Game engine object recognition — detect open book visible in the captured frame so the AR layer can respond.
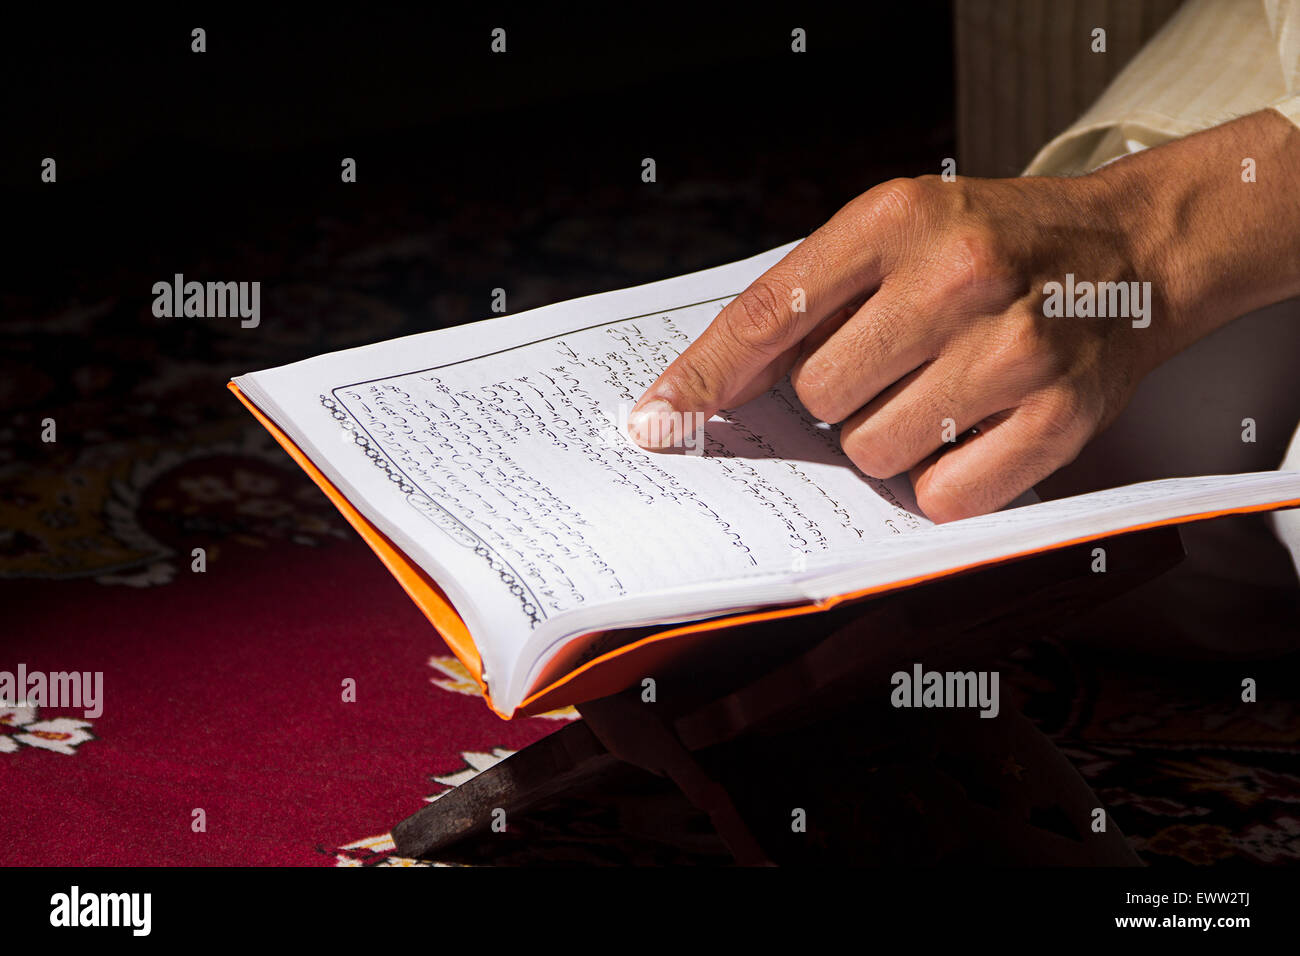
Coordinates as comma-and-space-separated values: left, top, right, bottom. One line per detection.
231, 243, 1300, 718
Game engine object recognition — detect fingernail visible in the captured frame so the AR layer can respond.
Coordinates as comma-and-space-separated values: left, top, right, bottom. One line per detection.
627, 399, 677, 448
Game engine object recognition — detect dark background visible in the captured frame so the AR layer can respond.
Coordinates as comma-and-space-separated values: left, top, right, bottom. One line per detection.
4, 8, 953, 329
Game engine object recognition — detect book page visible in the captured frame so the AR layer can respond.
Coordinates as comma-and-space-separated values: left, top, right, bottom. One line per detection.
235, 244, 930, 698
800, 470, 1300, 602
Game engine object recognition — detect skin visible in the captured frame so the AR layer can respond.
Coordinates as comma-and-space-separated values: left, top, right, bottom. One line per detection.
627, 108, 1300, 522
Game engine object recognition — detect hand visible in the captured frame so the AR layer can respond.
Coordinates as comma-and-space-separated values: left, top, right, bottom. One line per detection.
628, 109, 1300, 522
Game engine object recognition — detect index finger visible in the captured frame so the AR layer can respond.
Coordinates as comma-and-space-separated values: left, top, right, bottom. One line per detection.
628, 189, 903, 448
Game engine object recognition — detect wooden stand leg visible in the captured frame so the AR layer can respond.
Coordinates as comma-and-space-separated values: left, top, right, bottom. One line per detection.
391, 718, 617, 859
578, 692, 773, 866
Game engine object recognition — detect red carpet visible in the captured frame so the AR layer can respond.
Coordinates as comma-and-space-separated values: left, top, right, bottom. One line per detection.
1, 540, 565, 866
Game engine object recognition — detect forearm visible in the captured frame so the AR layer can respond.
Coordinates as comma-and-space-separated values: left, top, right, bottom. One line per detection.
1089, 109, 1300, 358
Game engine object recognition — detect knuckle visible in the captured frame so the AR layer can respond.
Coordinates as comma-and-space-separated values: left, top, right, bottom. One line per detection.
853, 305, 902, 365
914, 476, 968, 524
840, 422, 899, 478
1032, 393, 1086, 447
941, 227, 1013, 299
729, 279, 792, 352
791, 363, 841, 423
675, 348, 726, 405
839, 426, 877, 475
865, 177, 928, 226
988, 309, 1049, 378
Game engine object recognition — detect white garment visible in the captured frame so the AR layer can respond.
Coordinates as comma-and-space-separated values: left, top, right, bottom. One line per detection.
1024, 0, 1300, 588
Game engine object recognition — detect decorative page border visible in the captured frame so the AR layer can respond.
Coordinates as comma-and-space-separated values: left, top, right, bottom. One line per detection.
322, 293, 737, 628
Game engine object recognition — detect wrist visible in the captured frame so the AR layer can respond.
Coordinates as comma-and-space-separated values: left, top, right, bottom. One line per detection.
1084, 145, 1212, 362
1086, 110, 1300, 356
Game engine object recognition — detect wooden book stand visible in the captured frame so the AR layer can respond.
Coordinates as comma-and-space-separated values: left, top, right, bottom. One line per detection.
393, 525, 1184, 865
